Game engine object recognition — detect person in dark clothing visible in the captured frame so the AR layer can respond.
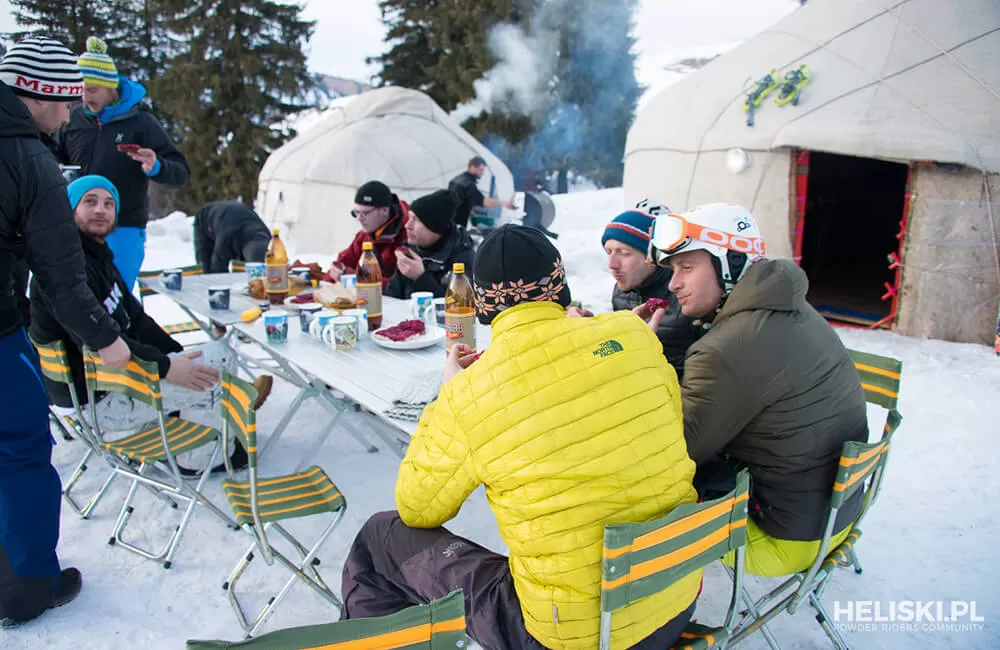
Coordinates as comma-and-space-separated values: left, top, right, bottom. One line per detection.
53, 36, 189, 291
193, 200, 272, 274
643, 203, 869, 577
386, 190, 475, 299
324, 180, 410, 287
447, 156, 517, 230
0, 36, 132, 628
31, 176, 269, 471
596, 203, 698, 380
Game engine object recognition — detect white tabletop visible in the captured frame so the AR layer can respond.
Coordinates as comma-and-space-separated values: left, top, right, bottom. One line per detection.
139, 273, 264, 326
232, 296, 491, 436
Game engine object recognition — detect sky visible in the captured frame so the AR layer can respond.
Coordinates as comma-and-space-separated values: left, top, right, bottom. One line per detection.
0, 0, 799, 91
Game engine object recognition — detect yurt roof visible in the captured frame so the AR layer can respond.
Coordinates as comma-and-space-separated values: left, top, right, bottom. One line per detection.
626, 0, 1000, 173
259, 86, 512, 192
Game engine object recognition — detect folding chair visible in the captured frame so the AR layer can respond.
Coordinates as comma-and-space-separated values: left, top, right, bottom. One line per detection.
186, 589, 465, 649
82, 347, 238, 568
33, 339, 120, 518
218, 370, 348, 637
729, 412, 902, 649
600, 470, 750, 650
137, 263, 205, 335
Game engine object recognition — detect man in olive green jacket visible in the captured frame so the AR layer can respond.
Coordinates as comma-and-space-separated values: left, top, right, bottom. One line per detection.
642, 203, 868, 576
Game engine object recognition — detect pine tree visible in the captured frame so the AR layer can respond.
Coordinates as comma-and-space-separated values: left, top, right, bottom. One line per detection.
153, 0, 314, 210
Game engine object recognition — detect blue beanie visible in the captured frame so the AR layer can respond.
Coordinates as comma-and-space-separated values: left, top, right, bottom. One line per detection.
67, 175, 120, 221
601, 210, 655, 253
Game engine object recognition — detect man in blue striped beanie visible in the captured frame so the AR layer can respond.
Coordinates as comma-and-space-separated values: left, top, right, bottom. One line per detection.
571, 199, 699, 379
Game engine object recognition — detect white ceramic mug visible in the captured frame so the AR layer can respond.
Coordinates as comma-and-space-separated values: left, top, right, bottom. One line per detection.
308, 310, 339, 340
342, 308, 369, 339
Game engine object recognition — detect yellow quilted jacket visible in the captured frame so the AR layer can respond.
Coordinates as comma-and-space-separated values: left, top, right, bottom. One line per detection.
396, 302, 700, 649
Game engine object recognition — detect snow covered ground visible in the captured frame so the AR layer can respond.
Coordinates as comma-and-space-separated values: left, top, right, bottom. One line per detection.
5, 188, 999, 649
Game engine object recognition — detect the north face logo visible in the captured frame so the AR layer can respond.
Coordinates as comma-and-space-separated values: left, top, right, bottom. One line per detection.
593, 340, 624, 358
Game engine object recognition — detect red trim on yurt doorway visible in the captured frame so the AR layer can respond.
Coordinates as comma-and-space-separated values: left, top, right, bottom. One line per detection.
792, 150, 810, 265
869, 164, 914, 330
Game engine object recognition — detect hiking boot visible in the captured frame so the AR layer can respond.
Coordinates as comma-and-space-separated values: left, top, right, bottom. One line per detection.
0, 568, 82, 628
252, 375, 273, 410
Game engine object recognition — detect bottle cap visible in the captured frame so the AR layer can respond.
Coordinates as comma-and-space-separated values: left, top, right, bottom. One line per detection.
272, 228, 280, 235
362, 241, 373, 251
453, 262, 465, 274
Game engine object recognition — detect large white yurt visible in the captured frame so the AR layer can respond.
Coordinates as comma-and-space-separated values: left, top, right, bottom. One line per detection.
625, 0, 1000, 345
257, 86, 515, 255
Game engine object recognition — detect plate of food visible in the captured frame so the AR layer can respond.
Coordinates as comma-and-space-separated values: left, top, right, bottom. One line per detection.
284, 290, 319, 310
371, 319, 445, 350
313, 283, 357, 311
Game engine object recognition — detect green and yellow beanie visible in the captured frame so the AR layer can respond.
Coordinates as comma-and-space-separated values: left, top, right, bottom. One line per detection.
77, 36, 118, 88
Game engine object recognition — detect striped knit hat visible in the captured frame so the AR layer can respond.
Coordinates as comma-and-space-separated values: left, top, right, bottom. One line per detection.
602, 210, 656, 253
0, 36, 83, 101
77, 37, 118, 89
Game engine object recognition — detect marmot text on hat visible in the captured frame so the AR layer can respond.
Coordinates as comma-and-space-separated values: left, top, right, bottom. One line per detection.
409, 189, 457, 235
472, 224, 571, 325
0, 36, 84, 101
77, 37, 119, 89
354, 181, 393, 208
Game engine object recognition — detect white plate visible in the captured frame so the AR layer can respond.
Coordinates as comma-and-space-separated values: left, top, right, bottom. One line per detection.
371, 325, 446, 350
283, 295, 320, 310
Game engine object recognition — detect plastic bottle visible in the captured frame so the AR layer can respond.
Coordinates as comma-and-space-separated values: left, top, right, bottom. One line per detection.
445, 262, 475, 352
265, 228, 288, 305
356, 241, 383, 329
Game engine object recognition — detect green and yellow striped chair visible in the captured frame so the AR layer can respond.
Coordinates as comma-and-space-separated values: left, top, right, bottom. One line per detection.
218, 370, 348, 637
186, 589, 465, 649
229, 260, 247, 273
600, 471, 751, 650
82, 348, 238, 569
729, 411, 902, 650
33, 338, 120, 518
137, 263, 205, 334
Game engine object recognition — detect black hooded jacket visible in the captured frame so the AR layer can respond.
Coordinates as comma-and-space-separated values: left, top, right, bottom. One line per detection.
385, 225, 475, 299
53, 78, 189, 230
0, 81, 120, 348
29, 232, 182, 407
611, 267, 700, 380
194, 200, 272, 273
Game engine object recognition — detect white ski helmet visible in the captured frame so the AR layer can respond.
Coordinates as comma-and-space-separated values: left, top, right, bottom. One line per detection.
648, 203, 766, 291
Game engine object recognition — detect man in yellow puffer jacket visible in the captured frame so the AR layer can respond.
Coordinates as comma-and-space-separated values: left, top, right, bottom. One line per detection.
340, 225, 701, 649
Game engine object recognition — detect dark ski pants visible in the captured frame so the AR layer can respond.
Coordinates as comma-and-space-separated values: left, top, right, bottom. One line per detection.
341, 511, 696, 650
0, 329, 62, 617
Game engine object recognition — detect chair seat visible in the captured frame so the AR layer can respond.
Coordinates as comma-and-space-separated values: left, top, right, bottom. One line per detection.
162, 321, 204, 335
671, 622, 729, 650
821, 527, 862, 573
103, 417, 221, 463
222, 465, 345, 526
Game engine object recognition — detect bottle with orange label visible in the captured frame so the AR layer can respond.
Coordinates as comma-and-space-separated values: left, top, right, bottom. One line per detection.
444, 262, 475, 352
356, 241, 383, 329
265, 228, 289, 305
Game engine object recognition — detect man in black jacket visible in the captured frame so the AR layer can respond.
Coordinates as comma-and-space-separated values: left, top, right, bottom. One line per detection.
447, 156, 517, 230
387, 190, 475, 299
571, 202, 699, 379
31, 176, 267, 469
0, 36, 131, 628
193, 200, 272, 274
53, 36, 189, 291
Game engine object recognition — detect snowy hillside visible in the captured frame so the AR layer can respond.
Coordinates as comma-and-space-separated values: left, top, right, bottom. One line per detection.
4, 189, 998, 649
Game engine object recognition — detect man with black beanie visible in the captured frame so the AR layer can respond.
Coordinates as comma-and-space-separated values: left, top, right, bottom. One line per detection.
341, 225, 699, 649
386, 189, 474, 299
324, 180, 409, 287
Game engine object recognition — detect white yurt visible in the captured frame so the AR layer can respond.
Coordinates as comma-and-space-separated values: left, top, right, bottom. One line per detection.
256, 86, 515, 255
625, 0, 1000, 345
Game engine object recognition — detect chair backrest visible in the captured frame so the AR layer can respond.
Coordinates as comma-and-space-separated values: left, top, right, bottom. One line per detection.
848, 349, 902, 412
185, 589, 466, 649
220, 369, 259, 470
33, 337, 75, 388
831, 410, 901, 515
229, 260, 246, 272
82, 347, 163, 411
601, 470, 750, 615
138, 263, 203, 298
